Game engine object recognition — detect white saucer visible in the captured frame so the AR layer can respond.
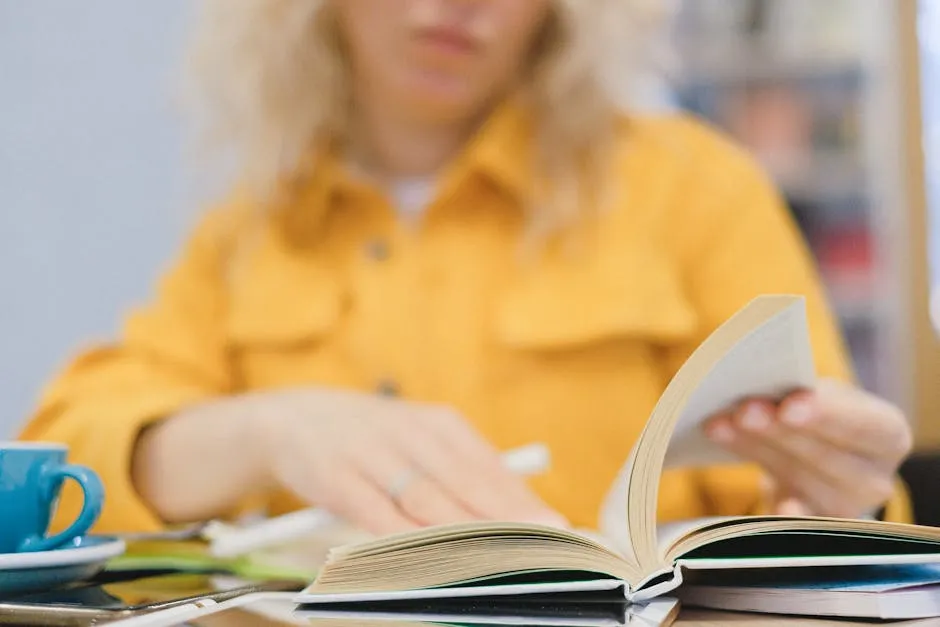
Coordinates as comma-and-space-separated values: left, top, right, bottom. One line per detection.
0, 536, 125, 596
0, 535, 125, 570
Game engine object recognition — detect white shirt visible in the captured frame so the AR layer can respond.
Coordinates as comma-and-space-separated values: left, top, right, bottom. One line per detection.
388, 177, 435, 224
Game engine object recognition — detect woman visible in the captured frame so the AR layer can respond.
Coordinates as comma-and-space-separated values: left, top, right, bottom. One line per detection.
23, 0, 913, 535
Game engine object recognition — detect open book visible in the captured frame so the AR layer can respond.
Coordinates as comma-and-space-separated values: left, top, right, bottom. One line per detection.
296, 296, 940, 606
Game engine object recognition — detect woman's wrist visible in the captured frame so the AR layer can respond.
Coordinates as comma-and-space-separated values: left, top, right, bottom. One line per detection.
132, 396, 277, 524
239, 394, 284, 496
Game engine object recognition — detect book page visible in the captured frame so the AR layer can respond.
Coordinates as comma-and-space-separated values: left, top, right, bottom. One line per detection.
663, 516, 940, 566
662, 299, 815, 468
307, 521, 643, 595
655, 517, 737, 556
598, 447, 641, 564
621, 296, 815, 573
297, 578, 627, 605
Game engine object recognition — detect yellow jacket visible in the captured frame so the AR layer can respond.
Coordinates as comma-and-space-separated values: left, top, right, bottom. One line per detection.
21, 106, 910, 532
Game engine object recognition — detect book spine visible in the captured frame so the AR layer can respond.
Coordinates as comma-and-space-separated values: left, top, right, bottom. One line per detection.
629, 565, 683, 603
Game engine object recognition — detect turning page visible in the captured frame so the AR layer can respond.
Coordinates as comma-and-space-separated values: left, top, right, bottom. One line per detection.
601, 296, 815, 569
662, 297, 815, 468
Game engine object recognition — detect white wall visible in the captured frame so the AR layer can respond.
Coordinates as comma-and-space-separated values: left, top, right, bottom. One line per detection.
0, 1, 191, 435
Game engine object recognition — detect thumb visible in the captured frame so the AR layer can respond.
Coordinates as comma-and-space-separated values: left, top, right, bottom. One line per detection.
761, 474, 814, 517
775, 496, 814, 517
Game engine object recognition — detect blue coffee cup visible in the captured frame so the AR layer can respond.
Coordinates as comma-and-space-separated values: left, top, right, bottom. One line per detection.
0, 442, 104, 554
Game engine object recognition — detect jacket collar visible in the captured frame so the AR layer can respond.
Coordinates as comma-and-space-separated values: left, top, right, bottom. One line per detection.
273, 98, 537, 242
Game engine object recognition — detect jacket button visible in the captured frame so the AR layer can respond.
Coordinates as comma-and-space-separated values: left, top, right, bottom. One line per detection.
366, 239, 390, 261
376, 379, 400, 398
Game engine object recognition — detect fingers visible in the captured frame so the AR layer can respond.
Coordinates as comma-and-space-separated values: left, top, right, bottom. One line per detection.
777, 382, 911, 466
315, 460, 419, 536
776, 497, 813, 517
395, 475, 480, 526
744, 402, 883, 502
347, 437, 479, 527
273, 391, 566, 532
715, 426, 860, 517
408, 407, 567, 527
761, 476, 814, 517
343, 403, 565, 529
706, 397, 897, 518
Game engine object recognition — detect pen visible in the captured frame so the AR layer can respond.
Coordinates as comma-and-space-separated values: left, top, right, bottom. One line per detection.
207, 442, 551, 558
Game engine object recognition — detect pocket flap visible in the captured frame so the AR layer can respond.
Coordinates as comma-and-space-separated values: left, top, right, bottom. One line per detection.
225, 234, 344, 346
494, 242, 698, 349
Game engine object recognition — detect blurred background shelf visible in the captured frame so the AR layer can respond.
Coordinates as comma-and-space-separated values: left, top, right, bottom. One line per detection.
672, 0, 907, 401
677, 42, 863, 87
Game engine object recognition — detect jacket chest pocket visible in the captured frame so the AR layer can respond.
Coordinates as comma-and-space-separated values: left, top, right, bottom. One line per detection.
474, 244, 703, 509
496, 240, 697, 341
487, 243, 701, 394
224, 241, 351, 390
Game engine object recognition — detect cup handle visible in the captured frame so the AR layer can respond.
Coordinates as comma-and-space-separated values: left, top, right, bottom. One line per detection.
18, 464, 105, 553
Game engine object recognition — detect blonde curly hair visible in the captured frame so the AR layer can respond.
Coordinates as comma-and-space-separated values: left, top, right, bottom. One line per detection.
185, 0, 674, 235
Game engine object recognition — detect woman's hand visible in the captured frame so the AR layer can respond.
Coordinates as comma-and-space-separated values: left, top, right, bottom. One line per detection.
703, 379, 913, 519
252, 389, 566, 535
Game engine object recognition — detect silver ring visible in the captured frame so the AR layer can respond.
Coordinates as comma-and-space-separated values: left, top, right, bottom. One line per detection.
385, 469, 421, 504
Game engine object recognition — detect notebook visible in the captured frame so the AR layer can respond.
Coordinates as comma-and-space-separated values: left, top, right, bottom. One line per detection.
678, 564, 940, 619
295, 295, 940, 607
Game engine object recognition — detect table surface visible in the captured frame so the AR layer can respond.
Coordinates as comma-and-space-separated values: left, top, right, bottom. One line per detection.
173, 597, 940, 627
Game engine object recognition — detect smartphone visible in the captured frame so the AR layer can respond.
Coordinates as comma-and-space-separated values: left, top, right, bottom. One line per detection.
0, 570, 303, 626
